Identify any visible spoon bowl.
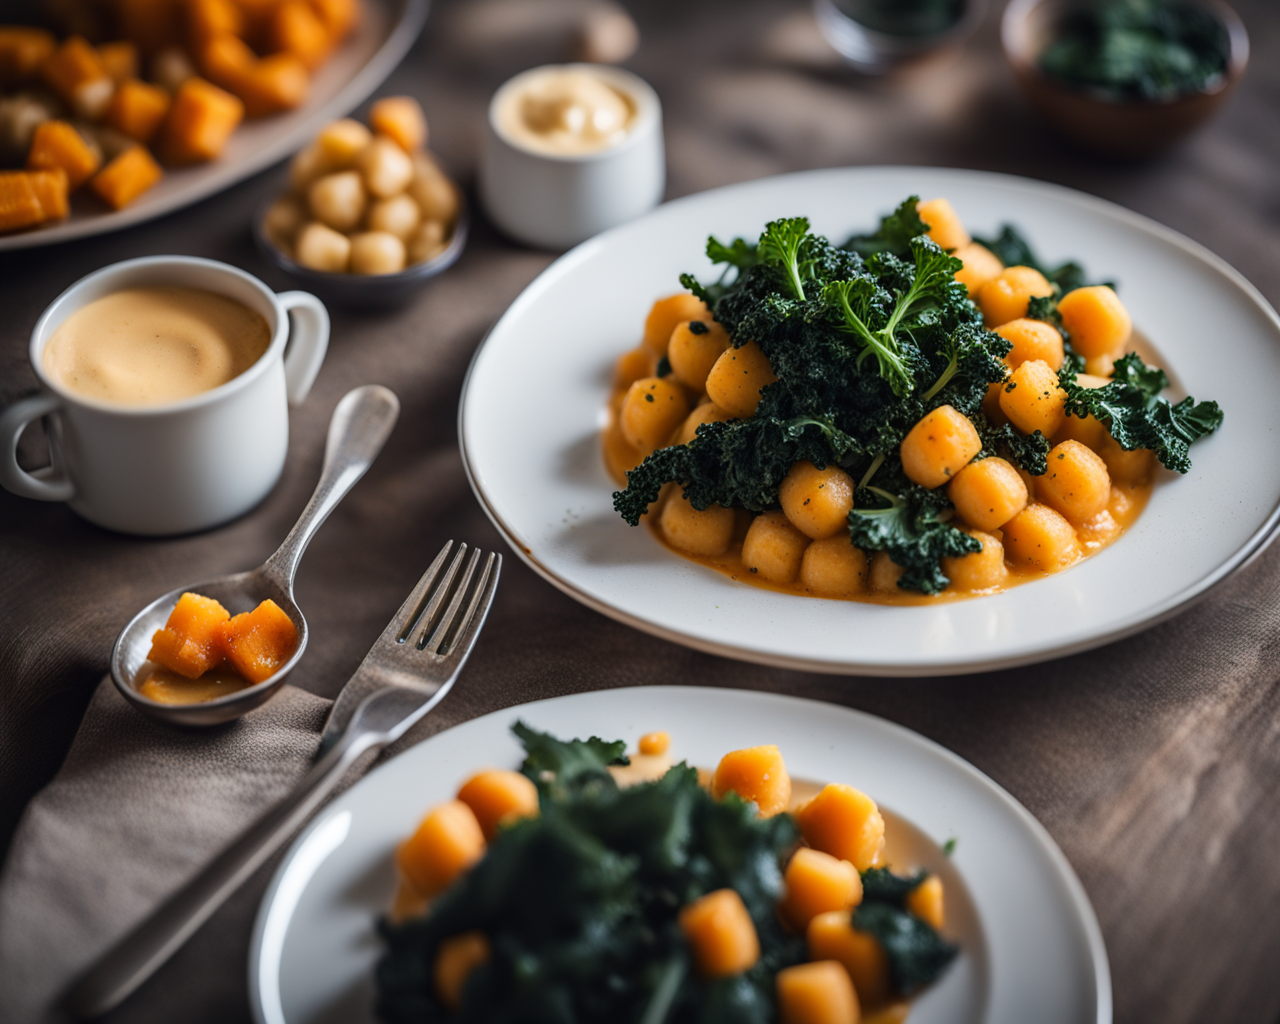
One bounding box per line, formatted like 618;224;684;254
110;384;399;726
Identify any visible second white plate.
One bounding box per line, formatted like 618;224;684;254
459;167;1280;675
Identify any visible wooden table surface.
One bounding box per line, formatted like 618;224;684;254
2;1;1279;1021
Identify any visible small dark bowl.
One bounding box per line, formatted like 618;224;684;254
814;0;986;74
1003;0;1249;159
253;189;469;309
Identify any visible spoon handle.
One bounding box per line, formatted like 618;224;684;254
262;385;400;591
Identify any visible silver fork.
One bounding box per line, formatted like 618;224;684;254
63;541;501;1019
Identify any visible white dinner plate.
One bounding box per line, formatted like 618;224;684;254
249;686;1110;1024
459;167;1280;676
0;0;427;252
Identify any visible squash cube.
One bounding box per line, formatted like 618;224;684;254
456;769;539;841
233;52;310;117
0;27;56;86
308;0;360;40
793;784;885;871
947;455;1027;532
906;874;945;930
998;358;1067;439
397;799;486;898
91;145;164;209
0;173;45;233
158;76;244;164
186;0;246;47
916;197;969;251
1001;502;1080;573
1037;439;1111;524
777;960;861;1024
370;95;428;152
27;169;69;221
26;121;101;190
219;598;298;684
780;847;863;931
712;744;791;817
808;910;892;1008
268;1;333;69
41;36;114;120
147;591;231;679
678;888;760;977
107;78;171;142
977;265;1054;328
899;405;981;489
98;41;141;83
434;931;490;1011
951;241;1002;297
994;317;1064;371
639;731;670;755
1057;285;1131;360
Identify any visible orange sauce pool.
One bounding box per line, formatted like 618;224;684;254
602;334;1162;605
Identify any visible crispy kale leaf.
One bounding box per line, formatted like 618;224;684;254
853;901;959;997
848;462;981;595
972;224;1093;295
514;720;628;801
975;418;1051;476
1059;354;1223;473
843;195;930;259
860;866;927;905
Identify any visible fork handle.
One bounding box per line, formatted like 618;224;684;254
61;727;383;1019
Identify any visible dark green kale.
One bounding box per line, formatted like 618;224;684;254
514;720;628;801
848;459;981;595
972;225;1093;295
974;418;1051;476
376;726;806;1024
860;866;927;906
852;902;959;997
656;355;673;378
843;195;930;259
1059;354;1223;473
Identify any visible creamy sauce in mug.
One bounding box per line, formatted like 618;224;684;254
497;66;636;156
43;286;271;406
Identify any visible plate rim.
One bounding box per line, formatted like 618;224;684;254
0;0;429;252
458;165;1280;677
248;684;1113;1024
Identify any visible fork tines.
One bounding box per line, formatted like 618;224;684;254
396;541;500;657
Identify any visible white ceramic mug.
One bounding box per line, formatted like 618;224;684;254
480;64;665;250
0;255;329;535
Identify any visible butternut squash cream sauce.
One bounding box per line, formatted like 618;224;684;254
43;286;270;406
495;66;635;156
602;344;1159;607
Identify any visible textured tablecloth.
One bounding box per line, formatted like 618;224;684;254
2;1;1279;1021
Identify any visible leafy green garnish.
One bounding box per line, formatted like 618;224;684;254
1059;354;1223;473
843;195;930;259
514;720;628;801
860;866;927;905
942;837;958;856
972;225;1094;296
758;217;822;301
852;902;959;996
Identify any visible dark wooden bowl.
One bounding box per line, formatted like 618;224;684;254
1002;0;1249;159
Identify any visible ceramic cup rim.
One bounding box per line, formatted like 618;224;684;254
29;255;291;418
487;62;662;165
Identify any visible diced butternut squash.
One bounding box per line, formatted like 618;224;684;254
906;875;945;930
619;375;691;454
998;358;1066;438
42;36;114;119
679;888;760;977
780;461;855;540
780;847;863;931
147;592;231;679
941;528;1007;591
668;318;730;392
196;31;255;90
268;1;333;68
107;78;172;142
397;800;486;898
234;52;310;117
26;121;101;190
1098;435;1156;486
947;455;1027;531
916;197;969;251
27;169;69;221
808;911;892;1009
456;769;539;841
91;144;164;209
977;265;1054;328
370;95;428;152
951;241;1002;297
433;931;490;1011
1001;502;1080;573
1037;439;1111;523
308;0;360;40
741;510;810;586
705;341;777;419
869;552;905;594
158;76;244;163
98;41;141;83
1057;285;1131;360
800;536;869;598
995;317;1064;371
777;960;861;1024
639;731;670;755
794;784;885;871
187;0;246;46
660;492;736;557
219;598;298;683
643;292;709;354
900;405;982;489
712;744;791;817
0;173;45;233
0;27;56;86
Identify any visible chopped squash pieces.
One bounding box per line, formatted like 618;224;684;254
220;598;298;683
397;800;486;898
433;932;490;1011
91;145;164;209
679;888;760;977
158;76;244;164
370;95;427;152
41;36;113;119
638;730;670;755
108;79;172;144
27;121;100;190
27;170;69;221
794;784;886;871
269;1;334;69
777;960;861;1024
0;27;56;86
147;592;232;679
780;848;863;932
711;744;791;817
0;173;44;233
807;910;893;1009
457;770;539;841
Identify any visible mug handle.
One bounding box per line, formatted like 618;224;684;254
0;392;74;501
278;291;330;406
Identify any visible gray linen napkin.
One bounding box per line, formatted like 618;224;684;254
0;677;331;1024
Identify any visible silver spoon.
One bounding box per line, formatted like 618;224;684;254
110;385;400;727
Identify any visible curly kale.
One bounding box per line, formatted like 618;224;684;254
843;195;931;259
1059;354;1223;473
975;418;1051;477
856;867;959;996
972;224;1095;296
